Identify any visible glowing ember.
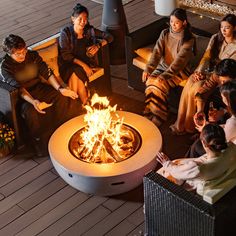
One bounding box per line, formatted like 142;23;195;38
69;94;141;163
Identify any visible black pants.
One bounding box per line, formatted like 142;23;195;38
21;83;81;143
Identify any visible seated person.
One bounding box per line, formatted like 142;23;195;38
142;8;196;127
156;124;236;194
58;3;113;105
186;80;236;158
170;14;236;134
0;34;81;156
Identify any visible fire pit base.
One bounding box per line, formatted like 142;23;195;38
49;111;162;196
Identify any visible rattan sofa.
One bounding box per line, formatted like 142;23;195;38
0;34;111;147
144;171;236;236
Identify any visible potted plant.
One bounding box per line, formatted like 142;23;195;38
0;123;15;157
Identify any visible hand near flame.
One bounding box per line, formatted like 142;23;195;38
59;88;78;99
156;152;170;166
33;100;46;114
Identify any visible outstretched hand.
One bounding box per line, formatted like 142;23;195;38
59;88;78;99
156;152;170;166
33;100;46;114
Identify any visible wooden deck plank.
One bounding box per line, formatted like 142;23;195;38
0;159;38;188
0;205;25;230
17;177;67;211
0;153;14;165
102;198;125;211
0;186;77;236
60;205;111;236
37;196;108;236
0;153;33;176
103;205;144;235
32;155;50;164
15;192;90;236
127;222;145;236
0;160;53;197
105;220;137;236
82;201;143;236
127;207;145;226
0;171;57;215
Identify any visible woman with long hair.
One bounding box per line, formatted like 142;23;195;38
58;3;113;104
143;8;196;127
170;14;236;135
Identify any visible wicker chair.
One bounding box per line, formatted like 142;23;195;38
144;171;236;236
0;34;111;148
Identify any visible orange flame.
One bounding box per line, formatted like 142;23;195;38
81;94;124;162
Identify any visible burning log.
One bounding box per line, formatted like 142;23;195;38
69;94;141;164
103;138;122;162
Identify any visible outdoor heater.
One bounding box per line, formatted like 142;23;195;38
101;0;128;65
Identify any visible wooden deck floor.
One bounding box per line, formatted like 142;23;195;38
0;0;220;235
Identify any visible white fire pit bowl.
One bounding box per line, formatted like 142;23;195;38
49;111;162;196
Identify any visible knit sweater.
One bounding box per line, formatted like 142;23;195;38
145;28;195;81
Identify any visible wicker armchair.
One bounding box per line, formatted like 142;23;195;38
144;171;236;236
0;34;111;148
0;81;24;147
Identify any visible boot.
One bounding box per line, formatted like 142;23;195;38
32;137;49;157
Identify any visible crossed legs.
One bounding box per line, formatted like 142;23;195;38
68;72;88;105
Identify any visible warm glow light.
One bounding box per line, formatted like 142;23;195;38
71;93;139;163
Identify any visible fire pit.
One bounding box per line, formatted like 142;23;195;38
49;94;162;196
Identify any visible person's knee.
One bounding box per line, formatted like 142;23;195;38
21;102;37;120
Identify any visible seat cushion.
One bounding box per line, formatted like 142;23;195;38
35;42;60;77
132;56;147;71
134;44;154;62
89;67;104;82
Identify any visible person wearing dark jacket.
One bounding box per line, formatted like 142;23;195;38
58;3;113;105
0;34;81;156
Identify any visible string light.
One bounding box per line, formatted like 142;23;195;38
180;0;236;16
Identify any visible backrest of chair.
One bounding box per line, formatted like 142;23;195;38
28;33;60;77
